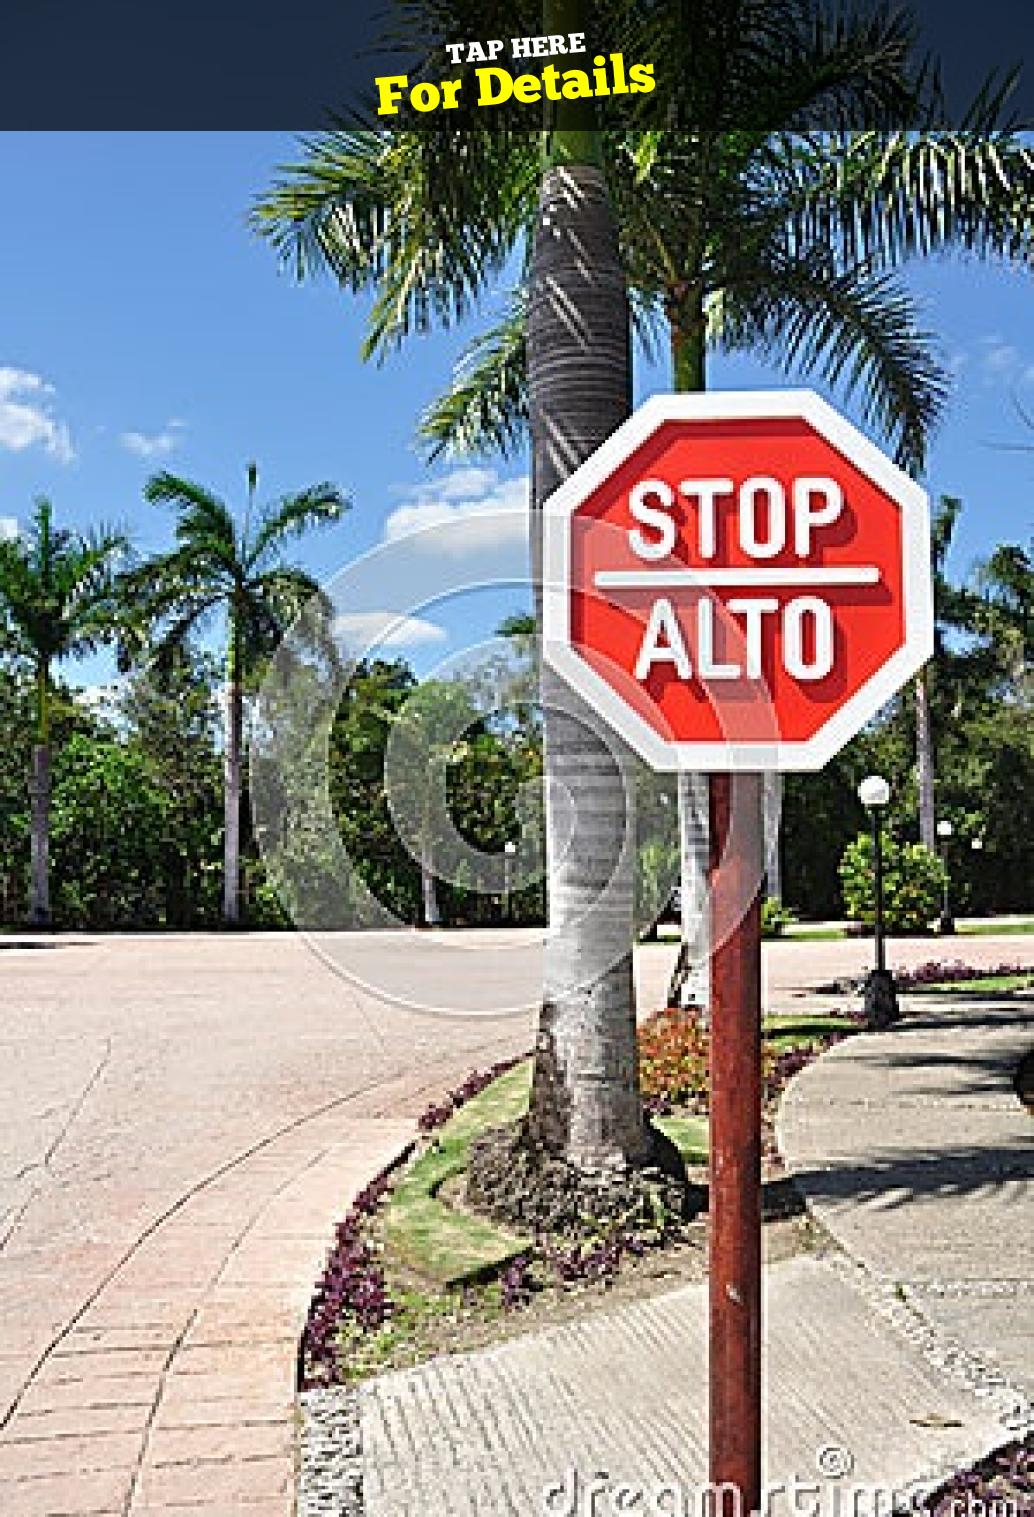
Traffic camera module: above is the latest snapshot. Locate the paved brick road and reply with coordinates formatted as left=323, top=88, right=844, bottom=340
left=0, top=933, right=533, bottom=1516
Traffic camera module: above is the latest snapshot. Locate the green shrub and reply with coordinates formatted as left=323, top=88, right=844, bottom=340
left=761, top=897, right=798, bottom=937
left=839, top=832, right=946, bottom=935
left=636, top=836, right=677, bottom=937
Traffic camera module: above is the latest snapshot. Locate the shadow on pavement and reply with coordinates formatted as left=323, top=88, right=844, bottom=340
left=0, top=939, right=92, bottom=950
left=792, top=1140, right=1034, bottom=1211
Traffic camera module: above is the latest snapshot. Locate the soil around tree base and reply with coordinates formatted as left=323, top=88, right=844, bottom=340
left=465, top=1118, right=703, bottom=1235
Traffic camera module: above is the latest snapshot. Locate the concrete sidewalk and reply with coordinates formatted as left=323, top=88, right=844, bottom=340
left=301, top=998, right=1033, bottom=1516
left=778, top=997, right=1034, bottom=1405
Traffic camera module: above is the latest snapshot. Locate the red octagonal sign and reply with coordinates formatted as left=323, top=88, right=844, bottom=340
left=543, top=391, right=934, bottom=771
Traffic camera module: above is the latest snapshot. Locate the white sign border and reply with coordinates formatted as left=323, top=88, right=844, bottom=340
left=541, top=388, right=934, bottom=773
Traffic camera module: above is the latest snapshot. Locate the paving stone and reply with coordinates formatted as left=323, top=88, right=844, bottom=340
left=0, top=1429, right=143, bottom=1479
left=133, top=1451, right=293, bottom=1507
left=2, top=1467, right=129, bottom=1516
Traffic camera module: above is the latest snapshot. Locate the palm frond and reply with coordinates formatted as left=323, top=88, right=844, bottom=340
left=144, top=473, right=238, bottom=562
left=780, top=131, right=1034, bottom=269
left=254, top=128, right=537, bottom=360
left=0, top=500, right=132, bottom=664
left=419, top=295, right=527, bottom=460
left=248, top=484, right=349, bottom=567
left=716, top=254, right=947, bottom=472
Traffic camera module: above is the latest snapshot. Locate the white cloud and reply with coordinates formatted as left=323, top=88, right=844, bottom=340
left=334, top=610, right=448, bottom=652
left=0, top=516, right=17, bottom=541
left=0, top=367, right=74, bottom=463
left=120, top=419, right=186, bottom=460
left=383, top=469, right=529, bottom=555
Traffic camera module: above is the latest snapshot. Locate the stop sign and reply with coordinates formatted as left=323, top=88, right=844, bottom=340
left=542, top=390, right=933, bottom=771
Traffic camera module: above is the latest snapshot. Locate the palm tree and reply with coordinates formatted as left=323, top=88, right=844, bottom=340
left=137, top=465, right=348, bottom=924
left=383, top=676, right=481, bottom=927
left=520, top=56, right=651, bottom=1167
left=255, top=10, right=1034, bottom=1150
left=0, top=499, right=131, bottom=925
left=972, top=539, right=1033, bottom=687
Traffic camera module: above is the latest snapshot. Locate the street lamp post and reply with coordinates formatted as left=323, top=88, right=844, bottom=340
left=936, top=818, right=955, bottom=935
left=502, top=839, right=517, bottom=923
left=858, top=775, right=898, bottom=1027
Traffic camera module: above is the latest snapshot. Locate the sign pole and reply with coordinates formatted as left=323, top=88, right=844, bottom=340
left=708, top=771, right=763, bottom=1515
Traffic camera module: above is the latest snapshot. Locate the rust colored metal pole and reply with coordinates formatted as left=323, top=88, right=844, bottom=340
left=709, top=771, right=764, bottom=1515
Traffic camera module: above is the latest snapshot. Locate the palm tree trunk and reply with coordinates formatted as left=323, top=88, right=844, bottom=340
left=763, top=771, right=783, bottom=900
left=28, top=661, right=51, bottom=927
left=915, top=668, right=936, bottom=851
left=525, top=125, right=649, bottom=1168
left=28, top=747, right=51, bottom=927
left=666, top=303, right=712, bottom=1014
left=672, top=772, right=710, bottom=1008
left=224, top=645, right=243, bottom=925
left=421, top=836, right=441, bottom=927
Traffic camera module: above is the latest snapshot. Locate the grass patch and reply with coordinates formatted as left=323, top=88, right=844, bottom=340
left=336, top=1284, right=506, bottom=1382
left=908, top=972, right=1033, bottom=996
left=384, top=1066, right=716, bottom=1288
left=652, top=1113, right=708, bottom=1166
left=958, top=919, right=1034, bottom=937
left=437, top=1061, right=532, bottom=1141
left=385, top=1064, right=532, bottom=1287
left=761, top=1013, right=860, bottom=1047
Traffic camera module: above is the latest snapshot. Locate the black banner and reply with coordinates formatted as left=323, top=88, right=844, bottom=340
left=1, top=0, right=1032, bottom=128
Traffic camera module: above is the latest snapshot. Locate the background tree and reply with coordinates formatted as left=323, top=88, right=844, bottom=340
left=382, top=676, right=483, bottom=927
left=49, top=734, right=173, bottom=928
left=327, top=657, right=422, bottom=924
left=119, top=651, right=224, bottom=925
left=839, top=830, right=946, bottom=935
left=972, top=540, right=1033, bottom=684
left=0, top=499, right=131, bottom=925
left=136, top=465, right=348, bottom=924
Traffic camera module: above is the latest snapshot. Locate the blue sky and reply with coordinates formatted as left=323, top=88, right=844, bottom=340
left=1, top=132, right=1032, bottom=692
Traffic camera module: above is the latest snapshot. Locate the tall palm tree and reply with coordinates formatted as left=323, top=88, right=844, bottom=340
left=0, top=500, right=131, bottom=925
left=137, top=465, right=348, bottom=924
left=520, top=48, right=651, bottom=1167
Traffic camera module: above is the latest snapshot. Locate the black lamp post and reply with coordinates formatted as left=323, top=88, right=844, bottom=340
left=936, top=818, right=955, bottom=934
left=503, top=839, right=517, bottom=923
left=858, top=775, right=898, bottom=1027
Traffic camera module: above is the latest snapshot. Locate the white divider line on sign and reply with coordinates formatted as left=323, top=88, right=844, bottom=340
left=593, top=566, right=881, bottom=589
